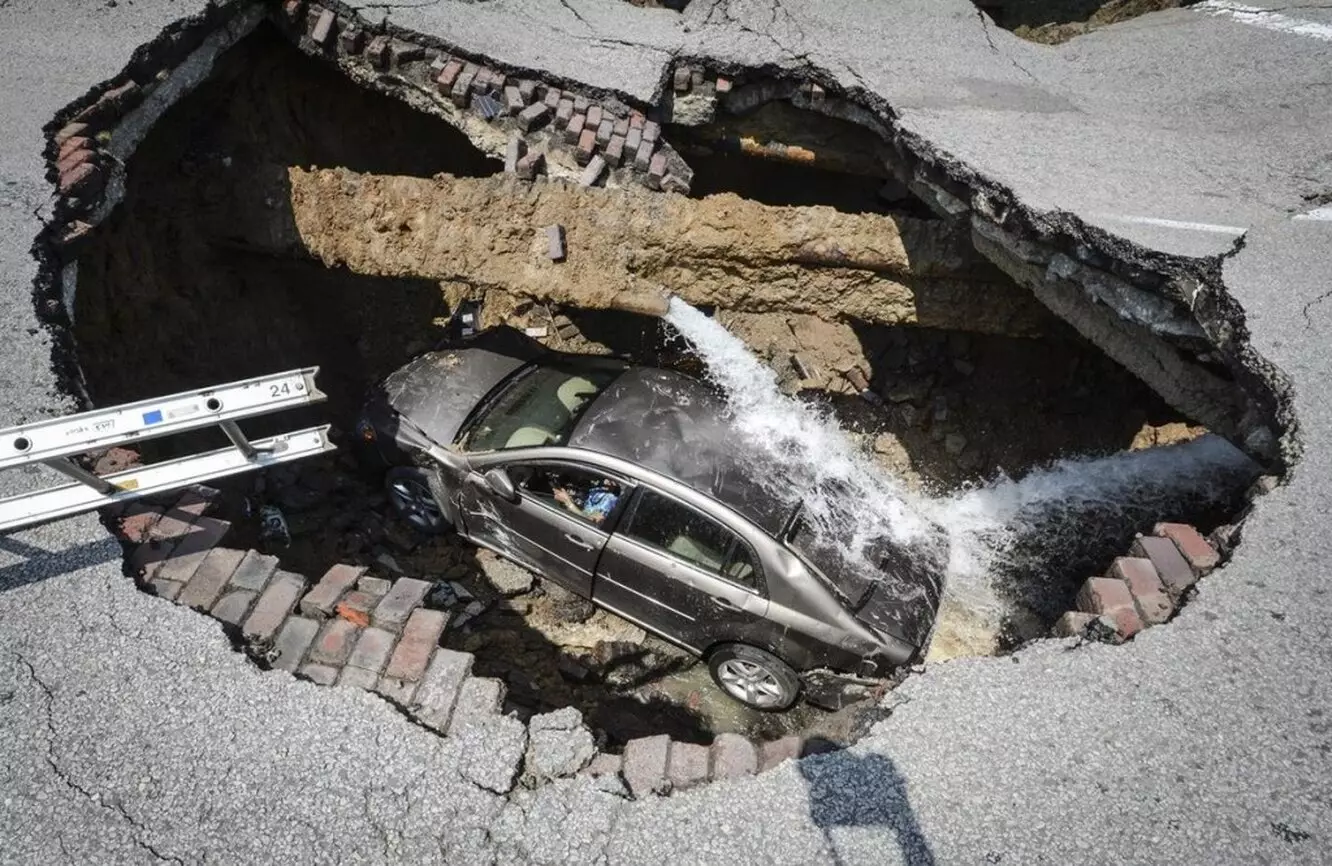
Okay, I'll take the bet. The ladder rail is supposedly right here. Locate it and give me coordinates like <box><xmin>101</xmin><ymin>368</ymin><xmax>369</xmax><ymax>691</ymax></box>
<box><xmin>0</xmin><ymin>367</ymin><xmax>325</xmax><ymax>472</ymax></box>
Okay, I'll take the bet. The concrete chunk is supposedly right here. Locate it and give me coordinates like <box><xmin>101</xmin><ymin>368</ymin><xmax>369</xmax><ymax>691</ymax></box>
<box><xmin>243</xmin><ymin>572</ymin><xmax>306</xmax><ymax>643</ymax></box>
<box><xmin>371</xmin><ymin>577</ymin><xmax>432</xmax><ymax>632</ymax></box>
<box><xmin>300</xmin><ymin>563</ymin><xmax>364</xmax><ymax>619</ymax></box>
<box><xmin>448</xmin><ymin>677</ymin><xmax>507</xmax><ymax>732</ymax></box>
<box><xmin>545</xmin><ymin>224</ymin><xmax>566</xmax><ymax>262</ymax></box>
<box><xmin>579</xmin><ymin>155</ymin><xmax>606</xmax><ymax>188</ymax></box>
<box><xmin>758</xmin><ymin>735</ymin><xmax>804</xmax><ymax>773</ymax></box>
<box><xmin>526</xmin><ymin>707</ymin><xmax>596</xmax><ymax>782</ymax></box>
<box><xmin>449</xmin><ymin>714</ymin><xmax>527</xmax><ymax>794</ymax></box>
<box><xmin>272</xmin><ymin>617</ymin><xmax>319</xmax><ymax>672</ymax></box>
<box><xmin>667</xmin><ymin>741</ymin><xmax>709</xmax><ymax>791</ymax></box>
<box><xmin>412</xmin><ymin>648</ymin><xmax>474</xmax><ymax>732</ymax></box>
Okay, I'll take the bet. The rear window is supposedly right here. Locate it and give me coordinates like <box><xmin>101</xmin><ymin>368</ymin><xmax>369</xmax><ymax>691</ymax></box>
<box><xmin>464</xmin><ymin>359</ymin><xmax>624</xmax><ymax>451</ymax></box>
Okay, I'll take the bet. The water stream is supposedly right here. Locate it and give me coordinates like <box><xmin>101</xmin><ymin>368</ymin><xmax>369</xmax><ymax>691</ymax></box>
<box><xmin>662</xmin><ymin>298</ymin><xmax>1261</xmax><ymax>656</ymax></box>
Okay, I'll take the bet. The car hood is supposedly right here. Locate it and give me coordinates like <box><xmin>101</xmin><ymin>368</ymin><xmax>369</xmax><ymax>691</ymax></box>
<box><xmin>382</xmin><ymin>347</ymin><xmax>529</xmax><ymax>446</ymax></box>
<box><xmin>850</xmin><ymin>531</ymin><xmax>948</xmax><ymax>651</ymax></box>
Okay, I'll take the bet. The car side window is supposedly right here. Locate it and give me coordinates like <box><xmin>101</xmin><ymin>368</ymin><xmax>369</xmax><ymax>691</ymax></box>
<box><xmin>623</xmin><ymin>490</ymin><xmax>762</xmax><ymax>592</ymax></box>
<box><xmin>506</xmin><ymin>463</ymin><xmax>625</xmax><ymax>528</ymax></box>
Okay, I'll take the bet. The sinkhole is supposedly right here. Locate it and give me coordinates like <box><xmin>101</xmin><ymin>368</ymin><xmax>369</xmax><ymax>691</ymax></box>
<box><xmin>61</xmin><ymin>20</ymin><xmax>1263</xmax><ymax>753</ymax></box>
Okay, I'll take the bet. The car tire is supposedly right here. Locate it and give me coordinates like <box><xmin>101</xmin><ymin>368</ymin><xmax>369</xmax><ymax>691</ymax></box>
<box><xmin>385</xmin><ymin>466</ymin><xmax>450</xmax><ymax>535</ymax></box>
<box><xmin>708</xmin><ymin>644</ymin><xmax>800</xmax><ymax>711</ymax></box>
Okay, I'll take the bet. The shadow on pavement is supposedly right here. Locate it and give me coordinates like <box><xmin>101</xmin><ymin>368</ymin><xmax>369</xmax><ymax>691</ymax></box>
<box><xmin>798</xmin><ymin>738</ymin><xmax>936</xmax><ymax>866</ymax></box>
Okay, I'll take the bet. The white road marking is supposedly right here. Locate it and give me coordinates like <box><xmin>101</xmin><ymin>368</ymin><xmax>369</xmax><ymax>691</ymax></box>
<box><xmin>1195</xmin><ymin>1</ymin><xmax>1332</xmax><ymax>43</ymax></box>
<box><xmin>1293</xmin><ymin>205</ymin><xmax>1332</xmax><ymax>221</ymax></box>
<box><xmin>1093</xmin><ymin>213</ymin><xmax>1248</xmax><ymax>234</ymax></box>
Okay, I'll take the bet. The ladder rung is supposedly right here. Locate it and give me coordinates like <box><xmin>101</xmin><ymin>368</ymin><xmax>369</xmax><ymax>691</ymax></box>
<box><xmin>0</xmin><ymin>426</ymin><xmax>334</xmax><ymax>532</ymax></box>
<box><xmin>0</xmin><ymin>368</ymin><xmax>325</xmax><ymax>471</ymax></box>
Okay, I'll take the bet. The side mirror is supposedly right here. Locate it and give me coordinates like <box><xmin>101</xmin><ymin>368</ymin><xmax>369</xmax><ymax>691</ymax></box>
<box><xmin>484</xmin><ymin>467</ymin><xmax>518</xmax><ymax>502</ymax></box>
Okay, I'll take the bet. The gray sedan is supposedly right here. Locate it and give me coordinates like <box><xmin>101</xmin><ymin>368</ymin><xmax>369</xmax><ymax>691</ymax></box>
<box><xmin>358</xmin><ymin>338</ymin><xmax>947</xmax><ymax>710</ymax></box>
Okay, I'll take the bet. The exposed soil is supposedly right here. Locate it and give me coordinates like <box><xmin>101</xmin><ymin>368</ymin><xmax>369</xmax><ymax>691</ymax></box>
<box><xmin>976</xmin><ymin>0</ymin><xmax>1201</xmax><ymax>44</ymax></box>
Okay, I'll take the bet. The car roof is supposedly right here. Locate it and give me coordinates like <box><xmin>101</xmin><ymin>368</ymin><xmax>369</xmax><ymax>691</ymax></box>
<box><xmin>567</xmin><ymin>366</ymin><xmax>800</xmax><ymax>535</ymax></box>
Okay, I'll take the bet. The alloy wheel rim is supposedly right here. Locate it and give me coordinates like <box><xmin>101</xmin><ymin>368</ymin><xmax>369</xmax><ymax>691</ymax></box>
<box><xmin>390</xmin><ymin>479</ymin><xmax>442</xmax><ymax>531</ymax></box>
<box><xmin>717</xmin><ymin>659</ymin><xmax>784</xmax><ymax>708</ymax></box>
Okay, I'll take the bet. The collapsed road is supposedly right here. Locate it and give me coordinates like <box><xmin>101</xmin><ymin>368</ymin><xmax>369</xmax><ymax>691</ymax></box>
<box><xmin>2</xmin><ymin>0</ymin><xmax>1331</xmax><ymax>863</ymax></box>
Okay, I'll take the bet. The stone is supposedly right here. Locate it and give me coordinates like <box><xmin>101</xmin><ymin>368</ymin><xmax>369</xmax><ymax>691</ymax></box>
<box><xmin>1076</xmin><ymin>576</ymin><xmax>1143</xmax><ymax>639</ymax></box>
<box><xmin>478</xmin><ymin>555</ymin><xmax>535</xmax><ymax>596</ymax></box>
<box><xmin>334</xmin><ymin>590</ymin><xmax>379</xmax><ymax>627</ymax></box>
<box><xmin>503</xmin><ymin>86</ymin><xmax>525</xmax><ymax>116</ymax></box>
<box><xmin>1130</xmin><ymin>535</ymin><xmax>1197</xmax><ymax>598</ymax></box>
<box><xmin>582</xmin><ymin>752</ymin><xmax>623</xmax><ymax>778</ymax></box>
<box><xmin>299</xmin><ymin>663</ymin><xmax>338</xmax><ymax>686</ymax></box>
<box><xmin>667</xmin><ymin>741</ymin><xmax>709</xmax><ymax>791</ymax></box>
<box><xmin>673</xmin><ymin>66</ymin><xmax>691</xmax><ymax>92</ymax></box>
<box><xmin>557</xmin><ymin>656</ymin><xmax>591</xmax><ymax>682</ymax></box>
<box><xmin>310</xmin><ymin>8</ymin><xmax>335</xmax><ymax>44</ymax></box>
<box><xmin>515</xmin><ymin>151</ymin><xmax>545</xmax><ymax>181</ymax></box>
<box><xmin>337</xmin><ymin>666</ymin><xmax>379</xmax><ymax>690</ymax></box>
<box><xmin>1154</xmin><ymin>522</ymin><xmax>1220</xmax><ymax>575</ymax></box>
<box><xmin>390</xmin><ymin>43</ymin><xmax>424</xmax><ymax>67</ymax></box>
<box><xmin>660</xmin><ymin>173</ymin><xmax>690</xmax><ymax>195</ymax></box>
<box><xmin>412</xmin><ymin>648</ymin><xmax>474</xmax><ymax>732</ymax></box>
<box><xmin>151</xmin><ymin>516</ymin><xmax>231</xmax><ymax>583</ymax></box>
<box><xmin>580</xmin><ymin>155</ymin><xmax>606</xmax><ymax>188</ymax></box>
<box><xmin>1110</xmin><ymin>557</ymin><xmax>1173</xmax><ymax>625</ymax></box>
<box><xmin>272</xmin><ymin>617</ymin><xmax>320</xmax><ymax>672</ymax></box>
<box><xmin>338</xmin><ymin>27</ymin><xmax>364</xmax><ymax>54</ymax></box>
<box><xmin>449</xmin><ymin>714</ymin><xmax>528</xmax><ymax>794</ymax></box>
<box><xmin>365</xmin><ymin>35</ymin><xmax>390</xmax><ymax>69</ymax></box>
<box><xmin>307</xmin><ymin>618</ymin><xmax>359</xmax><ymax>667</ymax></box>
<box><xmin>228</xmin><ymin>550</ymin><xmax>279</xmax><ymax>592</ymax></box>
<box><xmin>448</xmin><ymin>677</ymin><xmax>507</xmax><ymax>732</ymax></box>
<box><xmin>516</xmin><ymin>102</ymin><xmax>551</xmax><ymax>133</ymax></box>
<box><xmin>622</xmin><ymin>735</ymin><xmax>671</xmax><ymax>798</ymax></box>
<box><xmin>371</xmin><ymin>577</ymin><xmax>432</xmax><ymax>632</ymax></box>
<box><xmin>505</xmin><ymin>135</ymin><xmax>523</xmax><ymax>173</ymax></box>
<box><xmin>211</xmin><ymin>590</ymin><xmax>256</xmax><ymax>626</ymax></box>
<box><xmin>347</xmin><ymin>626</ymin><xmax>397</xmax><ymax>673</ymax></box>
<box><xmin>357</xmin><ymin>574</ymin><xmax>392</xmax><ymax>596</ymax></box>
<box><xmin>1052</xmin><ymin>610</ymin><xmax>1097</xmax><ymax>638</ymax></box>
<box><xmin>526</xmin><ymin>707</ymin><xmax>596</xmax><ymax>782</ymax></box>
<box><xmin>300</xmin><ymin>563</ymin><xmax>364</xmax><ymax>619</ymax></box>
<box><xmin>710</xmin><ymin>733</ymin><xmax>758</xmax><ymax>780</ymax></box>
<box><xmin>758</xmin><ymin>735</ymin><xmax>804</xmax><ymax>772</ymax></box>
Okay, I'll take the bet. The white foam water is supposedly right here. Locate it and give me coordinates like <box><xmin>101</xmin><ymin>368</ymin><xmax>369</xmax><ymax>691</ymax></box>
<box><xmin>663</xmin><ymin>298</ymin><xmax>1261</xmax><ymax>633</ymax></box>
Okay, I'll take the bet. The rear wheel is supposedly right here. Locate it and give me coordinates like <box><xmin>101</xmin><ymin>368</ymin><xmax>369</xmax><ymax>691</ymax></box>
<box><xmin>708</xmin><ymin>644</ymin><xmax>800</xmax><ymax>711</ymax></box>
<box><xmin>385</xmin><ymin>466</ymin><xmax>449</xmax><ymax>534</ymax></box>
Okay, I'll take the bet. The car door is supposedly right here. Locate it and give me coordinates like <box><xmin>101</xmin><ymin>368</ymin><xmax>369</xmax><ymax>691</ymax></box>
<box><xmin>456</xmin><ymin>458</ymin><xmax>629</xmax><ymax>597</ymax></box>
<box><xmin>593</xmin><ymin>487</ymin><xmax>770</xmax><ymax>653</ymax></box>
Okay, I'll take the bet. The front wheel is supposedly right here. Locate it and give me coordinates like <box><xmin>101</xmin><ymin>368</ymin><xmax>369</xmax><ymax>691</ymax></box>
<box><xmin>385</xmin><ymin>466</ymin><xmax>449</xmax><ymax>535</ymax></box>
<box><xmin>708</xmin><ymin>644</ymin><xmax>800</xmax><ymax>711</ymax></box>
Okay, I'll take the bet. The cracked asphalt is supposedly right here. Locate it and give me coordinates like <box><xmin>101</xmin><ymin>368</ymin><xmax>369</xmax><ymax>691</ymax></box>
<box><xmin>2</xmin><ymin>0</ymin><xmax>1331</xmax><ymax>862</ymax></box>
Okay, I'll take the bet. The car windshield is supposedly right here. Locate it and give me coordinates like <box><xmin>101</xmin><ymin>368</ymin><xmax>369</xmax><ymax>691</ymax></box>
<box><xmin>463</xmin><ymin>358</ymin><xmax>625</xmax><ymax>451</ymax></box>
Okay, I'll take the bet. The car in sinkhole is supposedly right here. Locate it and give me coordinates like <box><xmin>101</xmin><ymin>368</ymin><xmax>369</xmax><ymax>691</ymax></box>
<box><xmin>355</xmin><ymin>333</ymin><xmax>948</xmax><ymax>710</ymax></box>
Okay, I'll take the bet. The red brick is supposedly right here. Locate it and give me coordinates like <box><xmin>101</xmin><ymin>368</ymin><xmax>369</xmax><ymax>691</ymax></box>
<box><xmin>543</xmin><ymin>88</ymin><xmax>562</xmax><ymax>109</ymax></box>
<box><xmin>371</xmin><ymin>577</ymin><xmax>432</xmax><ymax>632</ymax></box>
<box><xmin>605</xmin><ymin>135</ymin><xmax>626</xmax><ymax>167</ymax></box>
<box><xmin>57</xmin><ymin>147</ymin><xmax>93</xmax><ymax>177</ymax></box>
<box><xmin>308</xmin><ymin>618</ymin><xmax>359</xmax><ymax>666</ymax></box>
<box><xmin>57</xmin><ymin>135</ymin><xmax>90</xmax><ymax>161</ymax></box>
<box><xmin>300</xmin><ymin>663</ymin><xmax>338</xmax><ymax>686</ymax></box>
<box><xmin>384</xmin><ymin>608</ymin><xmax>448</xmax><ymax>681</ymax></box>
<box><xmin>504</xmin><ymin>86</ymin><xmax>525</xmax><ymax>115</ymax></box>
<box><xmin>564</xmin><ymin>113</ymin><xmax>586</xmax><ymax>144</ymax></box>
<box><xmin>633</xmin><ymin>138</ymin><xmax>654</xmax><ymax>171</ymax></box>
<box><xmin>436</xmin><ymin>58</ymin><xmax>463</xmax><ymax>91</ymax></box>
<box><xmin>582</xmin><ymin>752</ymin><xmax>622</xmax><ymax>777</ymax></box>
<box><xmin>1052</xmin><ymin>610</ymin><xmax>1097</xmax><ymax>637</ymax></box>
<box><xmin>642</xmin><ymin>120</ymin><xmax>660</xmax><ymax>142</ymax></box>
<box><xmin>714</xmin><ymin>76</ymin><xmax>733</xmax><ymax>94</ymax></box>
<box><xmin>149</xmin><ymin>487</ymin><xmax>216</xmax><ymax>541</ymax></box>
<box><xmin>622</xmin><ymin>735</ymin><xmax>670</xmax><ymax>797</ymax></box>
<box><xmin>210</xmin><ymin>589</ymin><xmax>256</xmax><ymax>626</ymax></box>
<box><xmin>151</xmin><ymin>516</ymin><xmax>231</xmax><ymax>583</ymax></box>
<box><xmin>710</xmin><ymin>733</ymin><xmax>758</xmax><ymax>780</ymax></box>
<box><xmin>116</xmin><ymin>503</ymin><xmax>162</xmax><ymax>543</ymax></box>
<box><xmin>1154</xmin><ymin>522</ymin><xmax>1220</xmax><ymax>575</ymax></box>
<box><xmin>347</xmin><ymin>626</ymin><xmax>397</xmax><ymax>673</ymax></box>
<box><xmin>576</xmin><ymin>129</ymin><xmax>597</xmax><ymax>165</ymax></box>
<box><xmin>177</xmin><ymin>547</ymin><xmax>245</xmax><ymax>610</ymax></box>
<box><xmin>517</xmin><ymin>102</ymin><xmax>551</xmax><ymax>133</ymax></box>
<box><xmin>366</xmin><ymin>35</ymin><xmax>390</xmax><ymax>69</ymax></box>
<box><xmin>54</xmin><ymin>122</ymin><xmax>88</xmax><ymax>147</ymax></box>
<box><xmin>59</xmin><ymin>162</ymin><xmax>100</xmax><ymax>196</ymax></box>
<box><xmin>300</xmin><ymin>563</ymin><xmax>364</xmax><ymax>619</ymax></box>
<box><xmin>451</xmin><ymin>68</ymin><xmax>476</xmax><ymax>107</ymax></box>
<box><xmin>572</xmin><ymin>94</ymin><xmax>590</xmax><ymax>113</ymax></box>
<box><xmin>272</xmin><ymin>617</ymin><xmax>319</xmax><ymax>672</ymax></box>
<box><xmin>595</xmin><ymin>119</ymin><xmax>614</xmax><ymax>145</ymax></box>
<box><xmin>334</xmin><ymin>590</ymin><xmax>378</xmax><ymax>627</ymax></box>
<box><xmin>647</xmin><ymin>153</ymin><xmax>667</xmax><ymax>188</ymax></box>
<box><xmin>629</xmin><ymin>111</ymin><xmax>645</xmax><ymax>130</ymax></box>
<box><xmin>1076</xmin><ymin>576</ymin><xmax>1143</xmax><ymax>639</ymax></box>
<box><xmin>1109</xmin><ymin>557</ymin><xmax>1173</xmax><ymax>625</ymax></box>
<box><xmin>515</xmin><ymin>151</ymin><xmax>545</xmax><ymax>181</ymax></box>
<box><xmin>555</xmin><ymin>98</ymin><xmax>574</xmax><ymax>124</ymax></box>
<box><xmin>1130</xmin><ymin>535</ymin><xmax>1197</xmax><ymax>597</ymax></box>
<box><xmin>624</xmin><ymin>127</ymin><xmax>642</xmax><ymax>155</ymax></box>
<box><xmin>518</xmin><ymin>79</ymin><xmax>538</xmax><ymax>102</ymax></box>
<box><xmin>586</xmin><ymin>105</ymin><xmax>602</xmax><ymax>129</ymax></box>
<box><xmin>338</xmin><ymin>27</ymin><xmax>364</xmax><ymax>54</ymax></box>
<box><xmin>243</xmin><ymin>572</ymin><xmax>306</xmax><ymax>642</ymax></box>
<box><xmin>612</xmin><ymin>117</ymin><xmax>629</xmax><ymax>137</ymax></box>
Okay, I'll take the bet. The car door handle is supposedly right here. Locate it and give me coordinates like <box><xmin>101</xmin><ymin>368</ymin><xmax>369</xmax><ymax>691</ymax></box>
<box><xmin>710</xmin><ymin>595</ymin><xmax>739</xmax><ymax>611</ymax></box>
<box><xmin>563</xmin><ymin>533</ymin><xmax>594</xmax><ymax>551</ymax></box>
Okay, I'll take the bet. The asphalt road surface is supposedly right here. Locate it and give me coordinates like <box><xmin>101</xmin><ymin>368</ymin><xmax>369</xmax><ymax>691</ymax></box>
<box><xmin>1</xmin><ymin>0</ymin><xmax>1329</xmax><ymax>862</ymax></box>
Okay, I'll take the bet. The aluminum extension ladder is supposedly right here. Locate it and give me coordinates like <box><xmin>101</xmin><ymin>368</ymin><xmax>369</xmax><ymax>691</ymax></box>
<box><xmin>0</xmin><ymin>368</ymin><xmax>336</xmax><ymax>532</ymax></box>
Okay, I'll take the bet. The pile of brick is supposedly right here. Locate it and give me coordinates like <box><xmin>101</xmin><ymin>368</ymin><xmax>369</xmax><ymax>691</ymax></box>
<box><xmin>1054</xmin><ymin>522</ymin><xmax>1225</xmax><ymax>641</ymax></box>
<box><xmin>107</xmin><ymin>483</ymin><xmax>796</xmax><ymax>798</ymax></box>
<box><xmin>279</xmin><ymin>0</ymin><xmax>694</xmax><ymax>192</ymax></box>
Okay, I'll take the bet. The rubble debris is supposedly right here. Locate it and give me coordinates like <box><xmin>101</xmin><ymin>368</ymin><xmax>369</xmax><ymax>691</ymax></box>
<box><xmin>545</xmin><ymin>224</ymin><xmax>566</xmax><ymax>262</ymax></box>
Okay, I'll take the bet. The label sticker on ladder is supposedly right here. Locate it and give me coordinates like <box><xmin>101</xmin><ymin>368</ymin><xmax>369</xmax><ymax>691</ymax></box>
<box><xmin>142</xmin><ymin>410</ymin><xmax>163</xmax><ymax>425</ymax></box>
